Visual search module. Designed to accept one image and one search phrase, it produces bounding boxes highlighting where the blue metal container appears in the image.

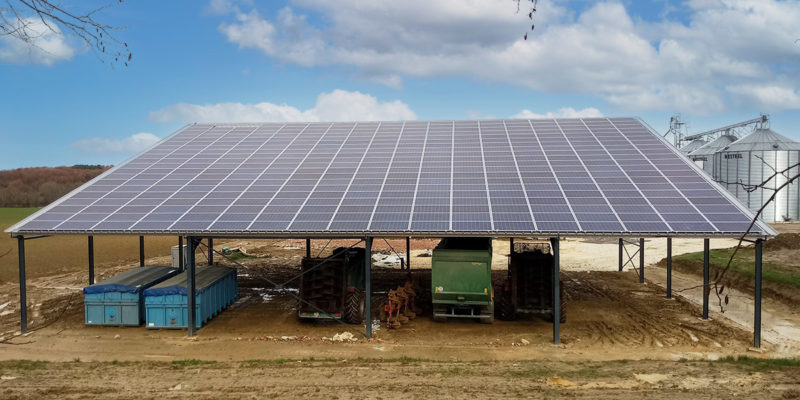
[83,266,180,326]
[143,266,237,329]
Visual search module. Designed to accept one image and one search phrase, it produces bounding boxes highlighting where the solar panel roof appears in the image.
[7,118,776,238]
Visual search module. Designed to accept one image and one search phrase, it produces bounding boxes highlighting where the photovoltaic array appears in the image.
[8,118,775,237]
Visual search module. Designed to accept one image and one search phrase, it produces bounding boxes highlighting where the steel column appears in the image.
[18,236,27,334]
[618,238,623,271]
[178,236,184,271]
[306,239,311,258]
[208,238,214,266]
[666,237,672,299]
[639,238,645,283]
[364,237,373,339]
[187,237,198,337]
[406,236,411,270]
[88,236,95,285]
[139,236,145,267]
[550,237,560,345]
[754,238,763,348]
[510,238,515,255]
[703,238,710,320]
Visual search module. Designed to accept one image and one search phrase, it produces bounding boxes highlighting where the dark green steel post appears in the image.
[618,238,623,271]
[187,237,197,337]
[306,239,311,258]
[406,236,411,270]
[18,236,27,334]
[178,236,184,271]
[550,237,560,345]
[639,238,644,283]
[365,237,373,339]
[754,238,763,348]
[703,238,710,320]
[666,237,672,299]
[208,238,213,266]
[88,236,94,285]
[139,236,145,267]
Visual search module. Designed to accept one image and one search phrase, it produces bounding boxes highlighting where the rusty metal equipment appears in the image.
[496,241,566,323]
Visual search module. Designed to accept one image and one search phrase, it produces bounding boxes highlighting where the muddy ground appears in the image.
[0,232,798,398]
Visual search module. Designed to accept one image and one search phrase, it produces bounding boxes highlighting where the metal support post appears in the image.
[666,237,672,299]
[18,236,27,334]
[88,236,95,285]
[306,239,311,258]
[703,238,710,320]
[618,238,623,271]
[178,236,184,271]
[510,238,515,255]
[364,237,373,339]
[639,238,645,283]
[406,236,411,270]
[139,236,145,267]
[187,237,198,337]
[550,237,561,345]
[754,238,763,348]
[208,238,213,266]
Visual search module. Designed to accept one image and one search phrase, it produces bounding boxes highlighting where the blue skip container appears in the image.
[144,266,238,329]
[83,266,180,326]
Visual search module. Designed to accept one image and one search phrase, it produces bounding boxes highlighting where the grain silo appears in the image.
[688,135,737,175]
[679,139,707,155]
[714,128,800,222]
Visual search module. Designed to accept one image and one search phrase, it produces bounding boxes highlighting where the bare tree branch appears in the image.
[1,0,131,66]
[514,0,538,40]
[0,247,11,259]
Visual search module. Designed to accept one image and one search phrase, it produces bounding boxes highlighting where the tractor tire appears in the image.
[496,287,516,321]
[343,289,365,324]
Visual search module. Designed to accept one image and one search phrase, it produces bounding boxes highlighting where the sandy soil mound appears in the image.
[764,233,800,251]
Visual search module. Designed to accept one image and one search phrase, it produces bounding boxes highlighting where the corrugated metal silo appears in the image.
[679,139,707,155]
[714,128,800,222]
[687,135,737,175]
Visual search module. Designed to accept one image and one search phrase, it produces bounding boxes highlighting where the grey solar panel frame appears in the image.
[6,118,777,238]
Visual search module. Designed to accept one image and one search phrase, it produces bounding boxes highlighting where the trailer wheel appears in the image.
[496,287,516,321]
[479,302,494,324]
[343,289,365,324]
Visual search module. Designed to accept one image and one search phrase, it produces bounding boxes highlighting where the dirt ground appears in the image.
[0,229,799,398]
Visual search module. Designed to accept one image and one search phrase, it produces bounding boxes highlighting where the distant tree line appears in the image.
[0,165,110,207]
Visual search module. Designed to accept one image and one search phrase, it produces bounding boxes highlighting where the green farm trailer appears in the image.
[431,238,494,324]
[298,247,366,324]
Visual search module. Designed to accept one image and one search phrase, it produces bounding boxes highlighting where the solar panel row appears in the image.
[8,118,774,236]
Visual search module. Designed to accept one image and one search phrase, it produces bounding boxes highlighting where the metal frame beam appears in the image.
[139,236,145,267]
[406,236,411,270]
[178,236,184,271]
[618,238,623,271]
[306,238,311,258]
[208,237,213,266]
[364,237,373,339]
[18,236,27,334]
[703,238,710,320]
[88,236,95,285]
[639,238,645,283]
[187,236,200,337]
[754,238,763,348]
[666,237,672,299]
[550,237,561,345]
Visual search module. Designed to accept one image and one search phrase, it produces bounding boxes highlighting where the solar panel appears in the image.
[7,118,776,237]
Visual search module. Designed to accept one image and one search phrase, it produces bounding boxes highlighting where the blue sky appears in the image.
[1,0,798,169]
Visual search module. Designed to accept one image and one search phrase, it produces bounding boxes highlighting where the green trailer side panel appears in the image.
[431,238,493,306]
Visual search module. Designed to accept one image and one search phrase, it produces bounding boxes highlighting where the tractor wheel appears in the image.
[343,289,365,324]
[496,287,516,321]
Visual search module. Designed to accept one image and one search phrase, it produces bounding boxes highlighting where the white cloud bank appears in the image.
[0,17,76,66]
[511,107,604,119]
[71,132,161,154]
[148,89,417,123]
[213,0,800,114]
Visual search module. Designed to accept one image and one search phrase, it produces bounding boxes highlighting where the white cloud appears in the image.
[727,84,800,111]
[148,89,417,123]
[0,17,76,66]
[511,107,604,119]
[71,133,161,154]
[213,0,800,114]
